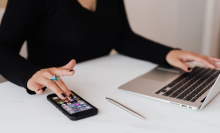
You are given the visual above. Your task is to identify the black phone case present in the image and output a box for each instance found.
[47,91,98,121]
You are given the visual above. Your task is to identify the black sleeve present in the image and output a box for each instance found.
[0,0,44,94]
[114,0,174,67]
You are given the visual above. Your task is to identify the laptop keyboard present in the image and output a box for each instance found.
[155,67,220,102]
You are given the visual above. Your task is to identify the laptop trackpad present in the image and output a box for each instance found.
[141,68,178,82]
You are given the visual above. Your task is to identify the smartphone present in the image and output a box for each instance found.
[47,91,98,121]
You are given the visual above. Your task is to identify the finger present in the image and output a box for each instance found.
[211,61,220,68]
[61,59,76,70]
[215,62,220,68]
[188,54,215,69]
[209,56,220,62]
[207,58,220,68]
[200,57,216,69]
[208,57,220,67]
[28,82,44,94]
[36,85,46,94]
[55,77,74,100]
[37,77,67,99]
[172,59,192,72]
[41,68,75,79]
[52,67,75,77]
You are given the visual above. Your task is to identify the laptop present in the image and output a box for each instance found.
[118,66,220,110]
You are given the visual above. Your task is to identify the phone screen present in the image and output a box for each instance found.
[52,95,93,114]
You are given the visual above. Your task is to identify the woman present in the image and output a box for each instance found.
[0,0,219,100]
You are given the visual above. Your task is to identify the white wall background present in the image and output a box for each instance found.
[124,0,206,54]
[201,0,220,57]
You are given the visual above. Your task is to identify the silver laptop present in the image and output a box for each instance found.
[118,66,220,110]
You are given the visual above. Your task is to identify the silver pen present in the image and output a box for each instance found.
[106,97,145,120]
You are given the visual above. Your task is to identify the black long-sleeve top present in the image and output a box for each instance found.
[0,0,173,94]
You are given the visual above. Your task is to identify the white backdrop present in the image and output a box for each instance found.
[202,0,220,57]
[125,0,206,54]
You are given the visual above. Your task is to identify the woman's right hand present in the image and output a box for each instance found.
[27,59,76,100]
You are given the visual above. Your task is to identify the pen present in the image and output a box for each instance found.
[106,97,145,120]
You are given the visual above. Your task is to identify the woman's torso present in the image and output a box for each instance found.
[27,0,122,67]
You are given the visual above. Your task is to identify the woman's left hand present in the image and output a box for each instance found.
[166,50,220,72]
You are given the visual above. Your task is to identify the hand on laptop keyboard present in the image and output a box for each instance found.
[166,50,220,72]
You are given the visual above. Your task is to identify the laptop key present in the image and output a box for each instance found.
[183,96,193,101]
[155,86,167,94]
[161,89,167,92]
[163,90,174,96]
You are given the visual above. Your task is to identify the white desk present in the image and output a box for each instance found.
[0,54,220,133]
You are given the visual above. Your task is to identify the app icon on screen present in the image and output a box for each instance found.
[67,108,72,111]
[62,104,66,107]
[67,103,71,105]
[59,102,64,104]
[69,105,74,108]
[53,97,58,99]
[75,97,79,100]
[80,101,85,104]
[70,110,74,113]
[83,104,87,107]
[86,106,91,109]
[75,103,79,106]
[64,101,69,103]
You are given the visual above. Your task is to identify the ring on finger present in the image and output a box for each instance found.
[50,75,61,82]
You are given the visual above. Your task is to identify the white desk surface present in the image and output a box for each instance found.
[0,54,220,133]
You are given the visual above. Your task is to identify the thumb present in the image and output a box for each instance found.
[172,59,192,72]
[61,59,76,70]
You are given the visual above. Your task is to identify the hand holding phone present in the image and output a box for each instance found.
[47,91,98,120]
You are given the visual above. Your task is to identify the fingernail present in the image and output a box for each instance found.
[38,89,41,91]
[69,94,74,99]
[61,93,66,98]
[188,67,191,71]
[69,69,74,72]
